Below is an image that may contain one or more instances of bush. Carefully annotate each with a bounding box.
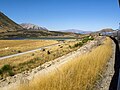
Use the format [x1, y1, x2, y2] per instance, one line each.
[82, 39, 88, 43]
[78, 42, 83, 46]
[69, 45, 72, 48]
[82, 36, 94, 43]
[73, 42, 83, 48]
[42, 48, 46, 51]
[0, 69, 2, 74]
[1, 64, 12, 72]
[60, 46, 63, 48]
[1, 64, 14, 76]
[74, 43, 79, 47]
[18, 50, 22, 53]
[47, 51, 51, 54]
[89, 37, 94, 40]
[8, 70, 14, 76]
[32, 53, 35, 56]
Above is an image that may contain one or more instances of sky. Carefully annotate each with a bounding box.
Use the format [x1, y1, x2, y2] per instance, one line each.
[0, 0, 120, 31]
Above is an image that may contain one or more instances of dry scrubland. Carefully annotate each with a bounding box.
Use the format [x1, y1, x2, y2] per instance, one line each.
[18, 37, 112, 90]
[0, 40, 58, 57]
[0, 40, 82, 78]
[0, 36, 94, 78]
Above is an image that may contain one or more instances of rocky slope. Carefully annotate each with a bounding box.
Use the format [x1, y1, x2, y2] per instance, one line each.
[20, 23, 48, 31]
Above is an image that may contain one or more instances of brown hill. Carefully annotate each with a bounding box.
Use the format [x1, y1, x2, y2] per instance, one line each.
[0, 12, 23, 33]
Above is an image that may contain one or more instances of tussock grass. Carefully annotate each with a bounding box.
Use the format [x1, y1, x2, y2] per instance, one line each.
[18, 37, 112, 90]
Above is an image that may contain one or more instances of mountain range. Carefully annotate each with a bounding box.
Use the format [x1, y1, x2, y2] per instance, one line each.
[60, 29, 92, 34]
[0, 12, 77, 39]
[20, 23, 48, 31]
[0, 11, 115, 39]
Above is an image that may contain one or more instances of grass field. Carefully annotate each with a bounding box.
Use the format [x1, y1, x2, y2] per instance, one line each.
[0, 40, 58, 57]
[18, 37, 112, 90]
[0, 36, 94, 78]
[0, 40, 81, 78]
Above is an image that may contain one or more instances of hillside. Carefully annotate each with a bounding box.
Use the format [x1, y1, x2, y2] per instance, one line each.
[0, 12, 23, 33]
[0, 12, 79, 39]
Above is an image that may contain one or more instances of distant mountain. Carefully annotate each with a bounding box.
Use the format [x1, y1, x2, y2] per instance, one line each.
[0, 12, 23, 33]
[90, 28, 115, 36]
[20, 23, 48, 31]
[60, 29, 92, 34]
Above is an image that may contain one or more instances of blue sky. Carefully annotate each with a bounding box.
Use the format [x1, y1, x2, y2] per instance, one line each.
[0, 0, 120, 31]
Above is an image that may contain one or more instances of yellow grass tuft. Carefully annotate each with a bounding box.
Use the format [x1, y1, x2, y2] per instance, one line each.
[17, 37, 113, 90]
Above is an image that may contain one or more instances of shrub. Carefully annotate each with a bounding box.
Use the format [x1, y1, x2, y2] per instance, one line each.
[89, 37, 94, 40]
[1, 64, 12, 72]
[69, 45, 72, 48]
[82, 39, 88, 43]
[74, 43, 79, 47]
[82, 36, 91, 43]
[0, 69, 2, 74]
[82, 36, 94, 43]
[78, 42, 83, 46]
[47, 51, 51, 54]
[28, 60, 35, 64]
[60, 46, 63, 48]
[8, 70, 14, 76]
[86, 36, 94, 40]
[32, 53, 35, 56]
[73, 42, 83, 48]
[42, 48, 46, 51]
[18, 50, 22, 53]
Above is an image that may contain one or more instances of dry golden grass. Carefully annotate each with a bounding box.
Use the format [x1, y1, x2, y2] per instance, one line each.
[0, 41, 77, 65]
[0, 40, 80, 77]
[0, 40, 58, 57]
[18, 37, 113, 90]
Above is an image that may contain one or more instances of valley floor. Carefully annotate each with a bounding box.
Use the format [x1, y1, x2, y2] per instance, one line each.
[0, 36, 113, 90]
